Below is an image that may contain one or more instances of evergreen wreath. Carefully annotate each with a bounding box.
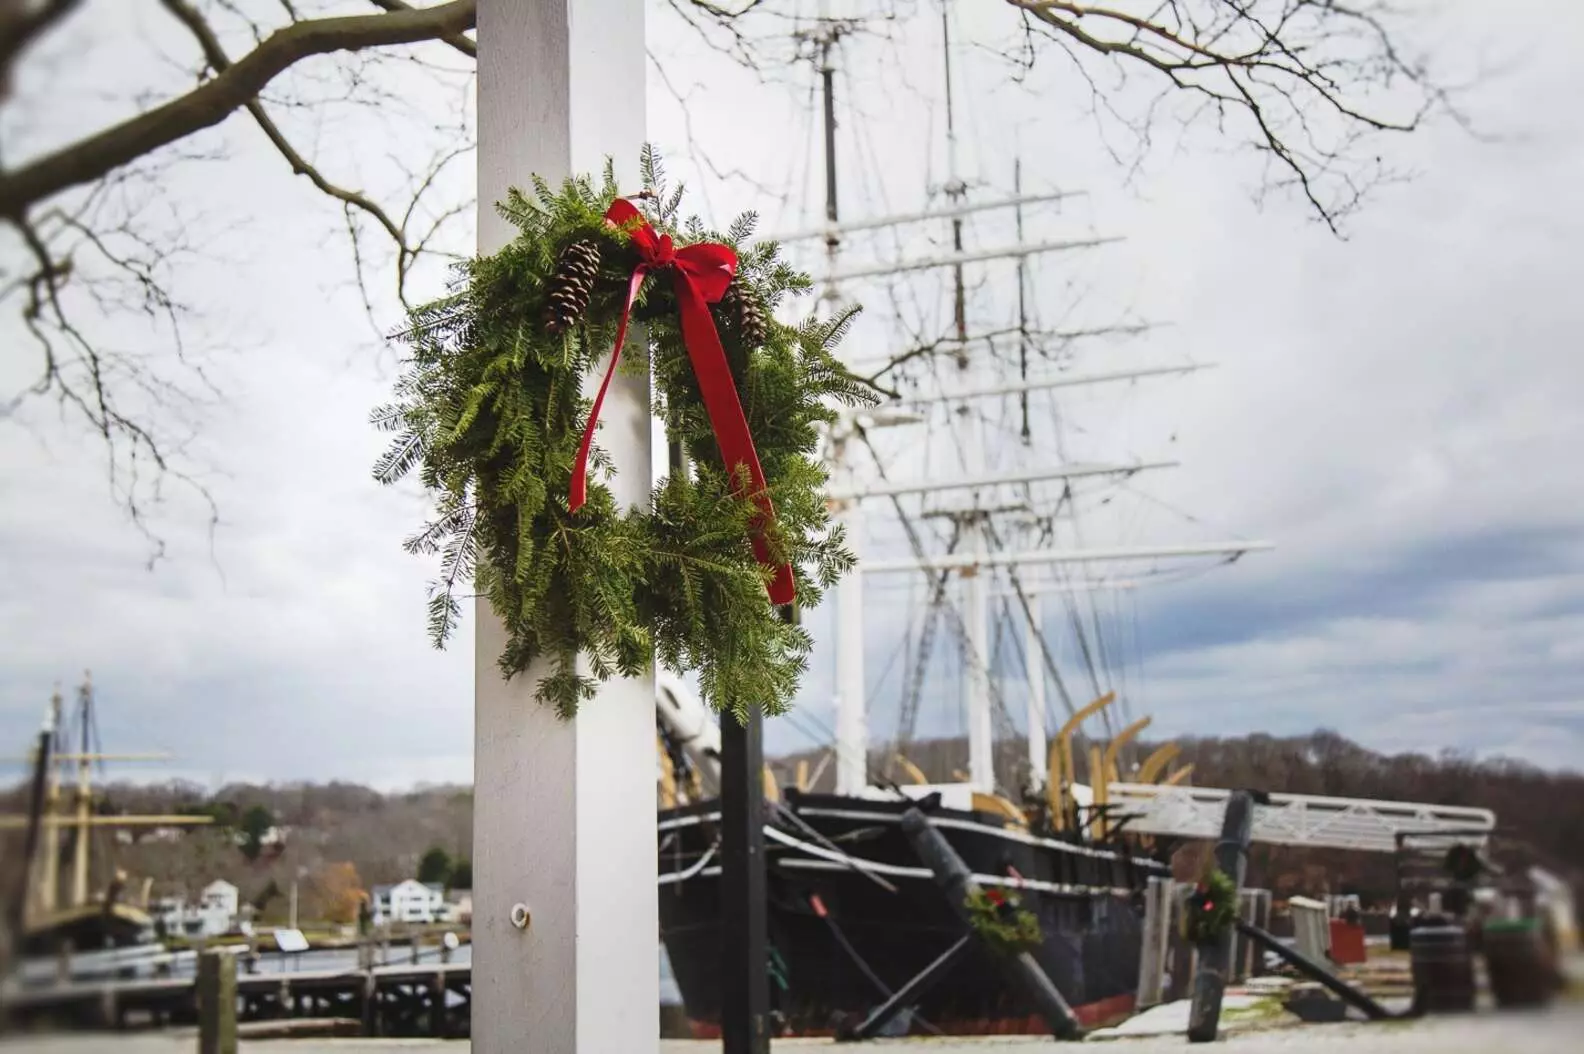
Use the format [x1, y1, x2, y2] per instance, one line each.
[1180, 867, 1239, 946]
[373, 149, 877, 720]
[963, 886, 1044, 957]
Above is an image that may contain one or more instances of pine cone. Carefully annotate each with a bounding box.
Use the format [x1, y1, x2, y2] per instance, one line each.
[718, 281, 768, 349]
[545, 239, 601, 335]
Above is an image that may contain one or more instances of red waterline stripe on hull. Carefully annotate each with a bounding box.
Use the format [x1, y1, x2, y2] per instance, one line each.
[684, 991, 1137, 1039]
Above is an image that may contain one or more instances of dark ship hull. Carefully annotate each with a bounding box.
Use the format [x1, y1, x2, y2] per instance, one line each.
[658, 788, 1167, 1037]
[21, 903, 153, 958]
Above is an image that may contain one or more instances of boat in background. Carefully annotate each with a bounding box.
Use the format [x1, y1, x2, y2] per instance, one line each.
[2, 675, 211, 971]
[648, 3, 1274, 1037]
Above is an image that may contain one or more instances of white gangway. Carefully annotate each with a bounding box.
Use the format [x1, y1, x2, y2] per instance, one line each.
[1104, 782, 1495, 853]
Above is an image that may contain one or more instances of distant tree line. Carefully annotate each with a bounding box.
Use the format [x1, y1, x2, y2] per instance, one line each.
[774, 728, 1584, 905]
[6, 730, 1575, 912]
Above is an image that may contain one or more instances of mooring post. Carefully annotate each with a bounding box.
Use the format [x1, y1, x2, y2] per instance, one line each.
[472, 3, 655, 1053]
[361, 970, 378, 1037]
[720, 698, 771, 1053]
[899, 808, 1084, 1040]
[1186, 789, 1256, 1043]
[196, 947, 238, 1054]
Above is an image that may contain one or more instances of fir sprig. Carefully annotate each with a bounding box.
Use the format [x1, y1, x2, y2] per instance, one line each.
[375, 154, 878, 718]
[1180, 866, 1239, 946]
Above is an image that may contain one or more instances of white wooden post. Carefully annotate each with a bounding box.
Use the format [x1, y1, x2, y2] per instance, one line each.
[472, 3, 654, 1054]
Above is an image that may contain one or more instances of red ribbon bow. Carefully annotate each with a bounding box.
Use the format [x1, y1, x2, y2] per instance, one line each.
[569, 198, 794, 606]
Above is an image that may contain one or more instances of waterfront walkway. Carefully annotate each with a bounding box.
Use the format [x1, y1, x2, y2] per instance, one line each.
[4, 1001, 1582, 1054]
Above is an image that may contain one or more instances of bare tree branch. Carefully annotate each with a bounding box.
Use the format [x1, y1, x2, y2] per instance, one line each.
[157, 0, 454, 312]
[0, 0, 476, 218]
[1002, 0, 1447, 231]
[367, 0, 475, 58]
[0, 0, 83, 106]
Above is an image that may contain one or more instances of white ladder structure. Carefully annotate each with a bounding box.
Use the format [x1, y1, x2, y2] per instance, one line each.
[1104, 782, 1495, 853]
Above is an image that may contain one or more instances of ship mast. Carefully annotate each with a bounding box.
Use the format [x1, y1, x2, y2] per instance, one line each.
[938, 5, 996, 795]
[38, 687, 63, 914]
[1, 677, 212, 929]
[802, 13, 870, 799]
[71, 672, 94, 907]
[5, 702, 54, 964]
[771, 9, 1273, 803]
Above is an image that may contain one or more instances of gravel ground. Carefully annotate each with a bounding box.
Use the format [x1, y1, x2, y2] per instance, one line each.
[3, 1003, 1582, 1054]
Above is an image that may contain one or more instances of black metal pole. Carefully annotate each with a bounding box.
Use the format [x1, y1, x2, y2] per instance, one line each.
[1186, 790, 1256, 1043]
[719, 653, 773, 1054]
[839, 934, 972, 1042]
[1235, 918, 1395, 1020]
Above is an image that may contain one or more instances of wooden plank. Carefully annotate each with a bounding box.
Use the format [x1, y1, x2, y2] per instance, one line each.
[472, 3, 654, 1054]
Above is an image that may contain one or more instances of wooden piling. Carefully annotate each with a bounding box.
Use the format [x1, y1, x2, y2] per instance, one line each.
[361, 970, 379, 1037]
[196, 948, 238, 1054]
[1187, 790, 1255, 1043]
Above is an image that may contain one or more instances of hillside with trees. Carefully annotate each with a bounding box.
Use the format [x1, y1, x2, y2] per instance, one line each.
[4, 730, 1577, 916]
[0, 779, 474, 925]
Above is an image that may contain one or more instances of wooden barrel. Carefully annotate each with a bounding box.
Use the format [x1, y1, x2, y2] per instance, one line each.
[1483, 919, 1555, 1009]
[1410, 924, 1476, 1014]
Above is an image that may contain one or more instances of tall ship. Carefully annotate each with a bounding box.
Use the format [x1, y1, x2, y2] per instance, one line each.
[653, 4, 1272, 1038]
[1, 675, 210, 969]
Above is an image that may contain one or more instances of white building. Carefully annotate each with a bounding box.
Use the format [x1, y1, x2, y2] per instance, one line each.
[371, 879, 445, 925]
[149, 879, 240, 939]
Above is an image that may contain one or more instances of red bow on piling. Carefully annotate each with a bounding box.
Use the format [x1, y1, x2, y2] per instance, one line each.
[569, 198, 795, 606]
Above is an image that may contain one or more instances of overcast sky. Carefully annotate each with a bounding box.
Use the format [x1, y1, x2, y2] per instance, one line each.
[1, 0, 1580, 790]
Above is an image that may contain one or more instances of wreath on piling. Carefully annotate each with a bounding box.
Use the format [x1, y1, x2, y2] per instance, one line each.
[373, 149, 877, 719]
[1180, 867, 1239, 946]
[964, 886, 1044, 957]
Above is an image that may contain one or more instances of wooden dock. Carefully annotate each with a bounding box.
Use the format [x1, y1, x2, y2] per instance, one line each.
[1, 961, 471, 1038]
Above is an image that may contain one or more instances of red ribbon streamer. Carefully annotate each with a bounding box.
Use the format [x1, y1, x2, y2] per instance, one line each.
[569, 198, 795, 606]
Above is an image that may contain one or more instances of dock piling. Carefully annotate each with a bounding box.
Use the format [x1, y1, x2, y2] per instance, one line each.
[899, 807, 1084, 1040]
[196, 948, 238, 1054]
[1186, 789, 1255, 1043]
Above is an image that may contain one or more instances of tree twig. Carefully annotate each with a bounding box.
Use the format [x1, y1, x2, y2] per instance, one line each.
[0, 0, 476, 217]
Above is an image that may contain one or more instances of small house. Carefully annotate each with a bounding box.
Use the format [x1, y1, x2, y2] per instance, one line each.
[371, 879, 445, 925]
[148, 879, 240, 939]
